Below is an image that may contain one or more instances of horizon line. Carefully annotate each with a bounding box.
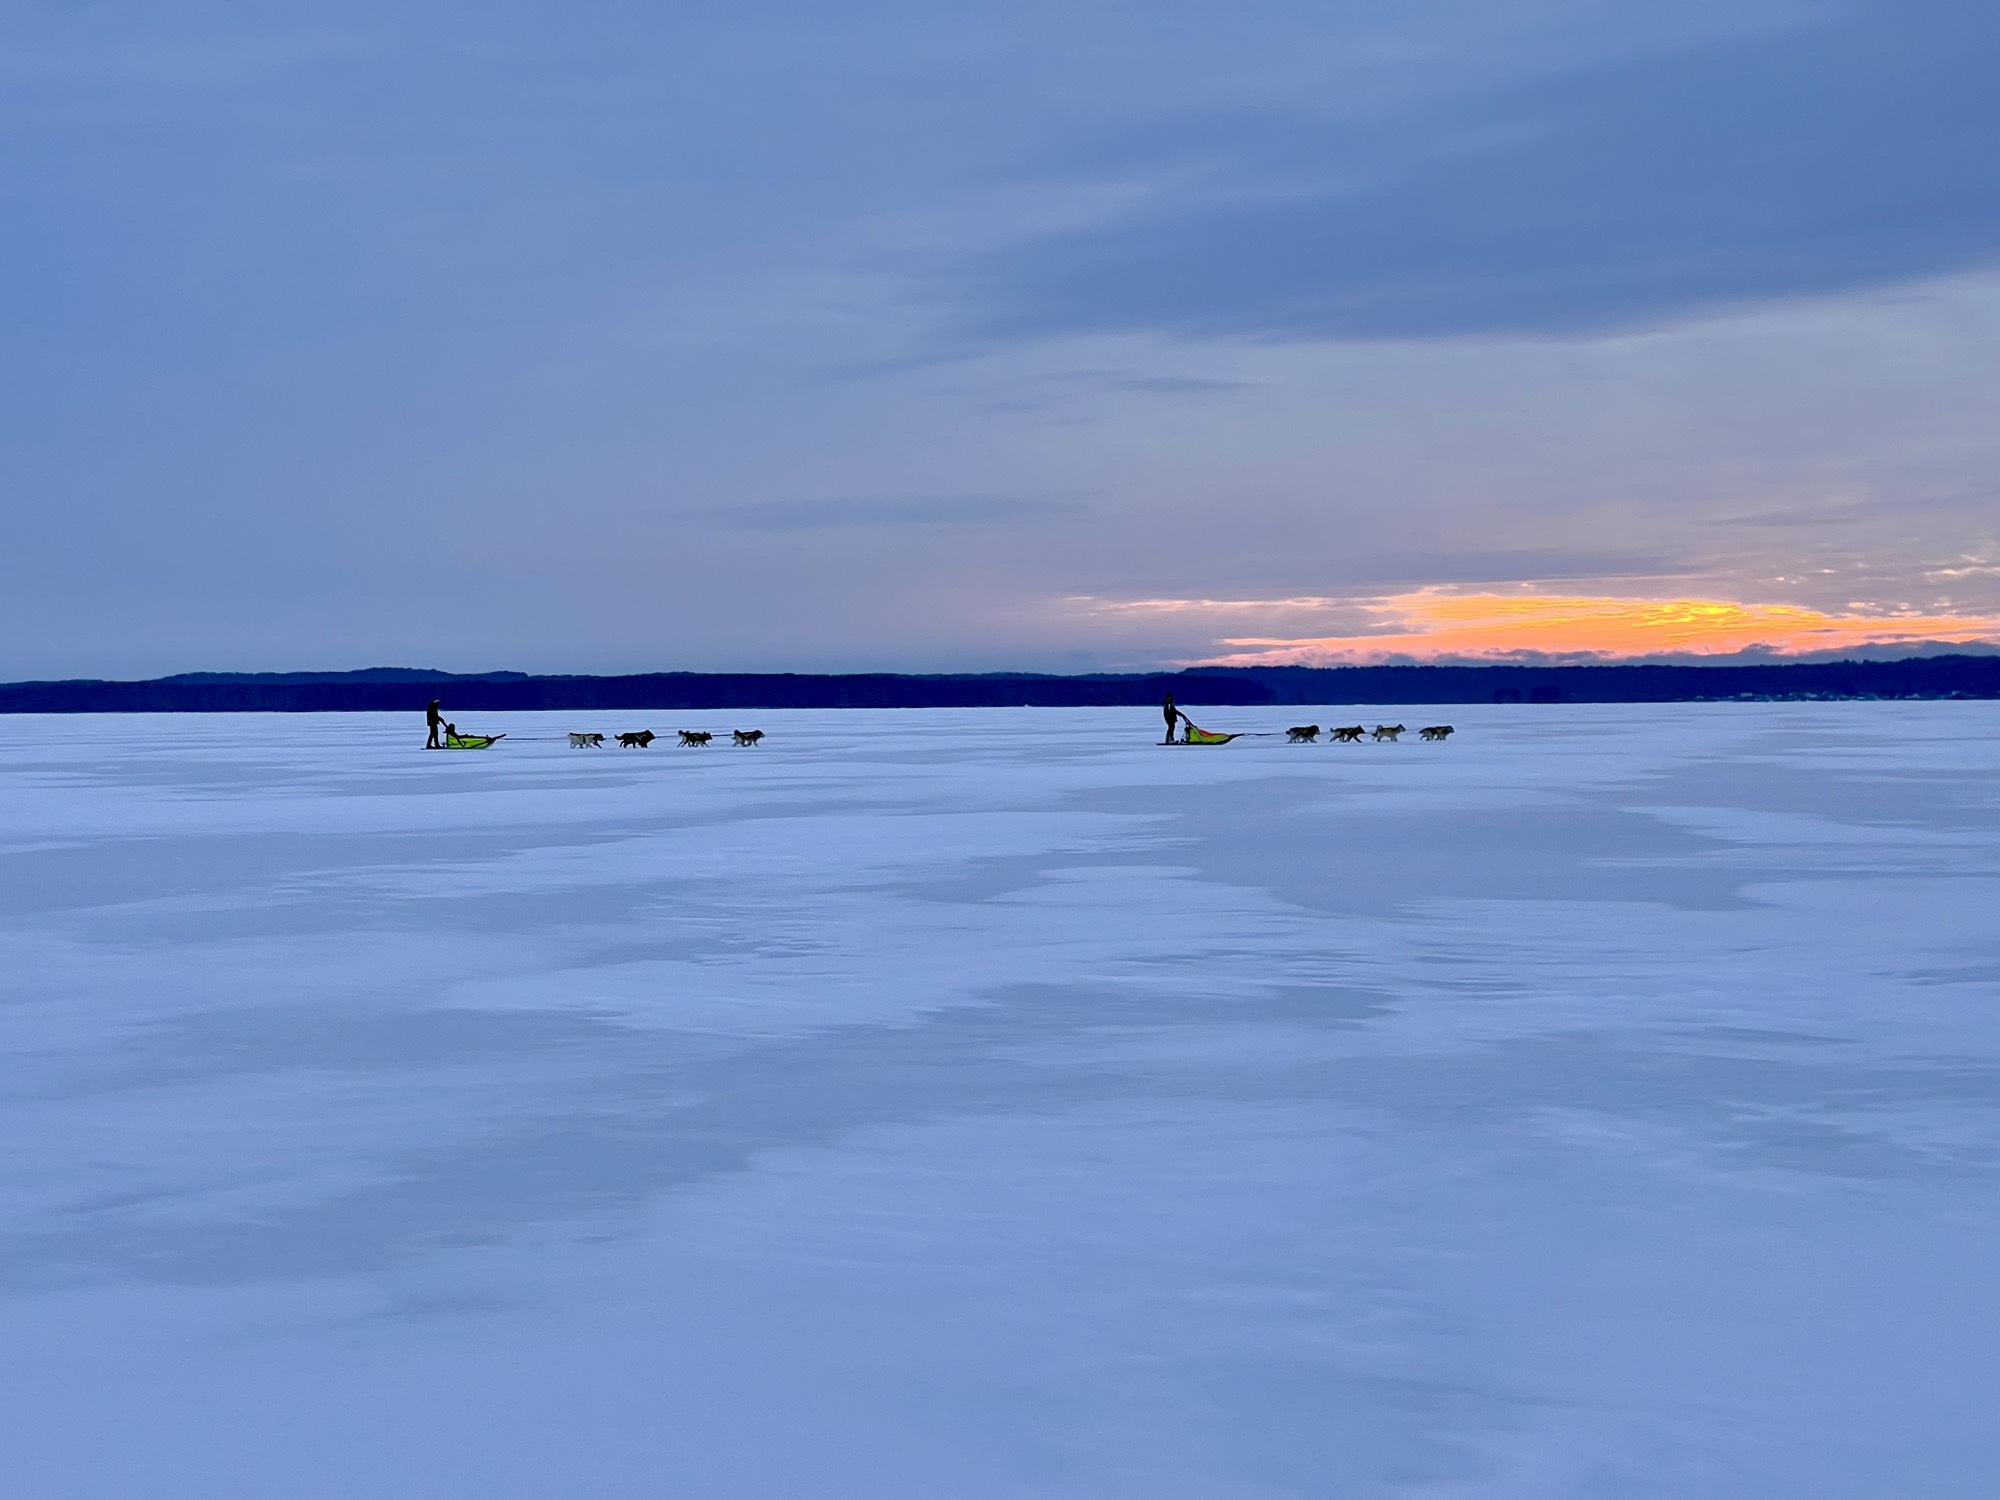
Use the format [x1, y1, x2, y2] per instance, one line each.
[8, 649, 2000, 690]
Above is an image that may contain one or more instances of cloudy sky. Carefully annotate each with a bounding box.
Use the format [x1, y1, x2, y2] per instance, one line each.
[6, 0, 1999, 677]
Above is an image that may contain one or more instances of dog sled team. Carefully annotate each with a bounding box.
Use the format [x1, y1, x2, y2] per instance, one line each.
[568, 728, 764, 748]
[422, 702, 765, 750]
[1160, 693, 1452, 747]
[1282, 723, 1453, 743]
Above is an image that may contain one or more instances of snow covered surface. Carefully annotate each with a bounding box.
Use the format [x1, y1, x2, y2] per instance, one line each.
[2, 705, 1997, 1497]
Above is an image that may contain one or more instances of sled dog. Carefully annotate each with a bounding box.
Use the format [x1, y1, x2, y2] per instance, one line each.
[616, 730, 655, 748]
[1419, 725, 1455, 741]
[678, 730, 713, 747]
[1372, 724, 1405, 742]
[732, 729, 764, 746]
[1285, 725, 1320, 744]
[1331, 725, 1366, 742]
[568, 732, 605, 748]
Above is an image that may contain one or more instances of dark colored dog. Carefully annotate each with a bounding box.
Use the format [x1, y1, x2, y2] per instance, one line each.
[1331, 725, 1366, 742]
[616, 731, 655, 748]
[1285, 725, 1320, 743]
[731, 730, 764, 746]
[1419, 725, 1455, 741]
[678, 730, 713, 747]
[1372, 724, 1406, 742]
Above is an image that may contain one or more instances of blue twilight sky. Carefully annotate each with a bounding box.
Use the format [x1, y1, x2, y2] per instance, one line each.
[4, 0, 1999, 676]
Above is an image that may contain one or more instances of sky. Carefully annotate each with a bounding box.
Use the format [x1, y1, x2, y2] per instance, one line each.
[5, 0, 2000, 677]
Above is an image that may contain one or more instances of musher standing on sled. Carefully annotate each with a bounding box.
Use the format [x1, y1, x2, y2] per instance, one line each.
[426, 698, 445, 749]
[1161, 692, 1183, 744]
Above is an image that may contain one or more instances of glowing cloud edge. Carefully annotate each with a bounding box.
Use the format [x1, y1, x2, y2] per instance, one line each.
[1070, 590, 2000, 667]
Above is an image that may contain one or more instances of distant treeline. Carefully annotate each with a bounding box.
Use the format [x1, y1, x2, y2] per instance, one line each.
[3, 657, 1998, 713]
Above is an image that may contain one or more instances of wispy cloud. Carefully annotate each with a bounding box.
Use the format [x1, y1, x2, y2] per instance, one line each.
[1076, 589, 2000, 665]
[1078, 595, 1352, 616]
[718, 496, 1082, 532]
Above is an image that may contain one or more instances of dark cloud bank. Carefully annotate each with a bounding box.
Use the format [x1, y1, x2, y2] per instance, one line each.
[959, 3, 2000, 343]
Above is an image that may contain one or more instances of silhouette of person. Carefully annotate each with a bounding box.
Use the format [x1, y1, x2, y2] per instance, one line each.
[426, 698, 444, 749]
[1162, 692, 1182, 744]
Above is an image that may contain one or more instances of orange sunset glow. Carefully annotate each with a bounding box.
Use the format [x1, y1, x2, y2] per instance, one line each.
[1086, 590, 2000, 666]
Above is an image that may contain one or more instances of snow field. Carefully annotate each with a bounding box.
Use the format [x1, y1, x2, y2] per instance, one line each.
[1, 704, 1997, 1497]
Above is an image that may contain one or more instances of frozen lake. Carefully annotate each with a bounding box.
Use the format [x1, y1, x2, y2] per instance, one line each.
[2, 704, 1997, 1497]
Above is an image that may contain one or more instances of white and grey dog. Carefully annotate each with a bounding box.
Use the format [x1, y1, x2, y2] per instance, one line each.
[1419, 725, 1454, 741]
[1372, 724, 1406, 742]
[568, 732, 606, 748]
